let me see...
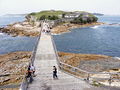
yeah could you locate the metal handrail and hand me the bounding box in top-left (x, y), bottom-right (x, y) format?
top-left (19, 74), bottom-right (28, 90)
top-left (30, 31), bottom-right (41, 66)
top-left (59, 61), bottom-right (120, 75)
top-left (51, 34), bottom-right (61, 67)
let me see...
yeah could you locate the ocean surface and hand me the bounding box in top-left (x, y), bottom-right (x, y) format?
top-left (54, 15), bottom-right (120, 57)
top-left (0, 15), bottom-right (120, 57)
top-left (0, 15), bottom-right (37, 54)
top-left (0, 15), bottom-right (25, 27)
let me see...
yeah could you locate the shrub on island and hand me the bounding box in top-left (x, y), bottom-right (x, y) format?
top-left (39, 15), bottom-right (59, 20)
top-left (70, 14), bottom-right (98, 24)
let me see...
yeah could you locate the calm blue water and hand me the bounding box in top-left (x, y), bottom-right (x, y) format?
top-left (0, 15), bottom-right (37, 54)
top-left (98, 15), bottom-right (120, 24)
top-left (0, 15), bottom-right (25, 27)
top-left (1, 15), bottom-right (120, 57)
top-left (54, 15), bottom-right (120, 57)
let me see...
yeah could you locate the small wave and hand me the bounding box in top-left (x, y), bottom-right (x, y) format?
top-left (91, 26), bottom-right (99, 29)
top-left (52, 31), bottom-right (70, 35)
top-left (52, 33), bottom-right (59, 35)
top-left (52, 33), bottom-right (62, 35)
top-left (114, 57), bottom-right (120, 60)
top-left (0, 33), bottom-right (4, 35)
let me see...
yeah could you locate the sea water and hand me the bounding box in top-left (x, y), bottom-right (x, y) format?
top-left (53, 15), bottom-right (120, 57)
top-left (0, 15), bottom-right (37, 54)
top-left (1, 15), bottom-right (120, 57)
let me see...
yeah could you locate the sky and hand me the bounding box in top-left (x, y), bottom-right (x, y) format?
top-left (0, 0), bottom-right (120, 15)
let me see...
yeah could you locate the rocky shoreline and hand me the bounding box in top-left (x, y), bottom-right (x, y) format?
top-left (59, 52), bottom-right (120, 72)
top-left (0, 21), bottom-right (40, 37)
top-left (1, 51), bottom-right (120, 87)
top-left (0, 52), bottom-right (31, 86)
top-left (52, 22), bottom-right (104, 34)
top-left (59, 52), bottom-right (120, 87)
top-left (0, 21), bottom-right (104, 37)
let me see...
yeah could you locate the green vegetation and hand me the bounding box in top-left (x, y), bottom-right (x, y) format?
top-left (70, 14), bottom-right (98, 24)
top-left (39, 15), bottom-right (59, 20)
top-left (28, 10), bottom-right (67, 20)
top-left (29, 12), bottom-right (36, 16)
top-left (26, 10), bottom-right (98, 24)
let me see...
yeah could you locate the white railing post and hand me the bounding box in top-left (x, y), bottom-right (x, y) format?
top-left (108, 73), bottom-right (112, 86)
top-left (87, 73), bottom-right (90, 81)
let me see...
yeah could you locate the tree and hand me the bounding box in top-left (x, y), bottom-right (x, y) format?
top-left (29, 12), bottom-right (36, 15)
top-left (48, 15), bottom-right (59, 20)
top-left (93, 17), bottom-right (98, 22)
top-left (87, 17), bottom-right (92, 23)
top-left (62, 13), bottom-right (66, 18)
top-left (70, 14), bottom-right (98, 24)
top-left (83, 20), bottom-right (87, 24)
top-left (39, 15), bottom-right (46, 20)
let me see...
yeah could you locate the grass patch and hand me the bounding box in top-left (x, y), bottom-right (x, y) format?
top-left (29, 10), bottom-right (68, 19)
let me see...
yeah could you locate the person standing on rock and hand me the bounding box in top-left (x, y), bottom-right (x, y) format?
top-left (53, 66), bottom-right (58, 79)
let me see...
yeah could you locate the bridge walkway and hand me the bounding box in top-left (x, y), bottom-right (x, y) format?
top-left (27, 32), bottom-right (91, 90)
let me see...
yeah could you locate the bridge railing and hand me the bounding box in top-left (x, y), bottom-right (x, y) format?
top-left (51, 34), bottom-right (120, 86)
top-left (30, 32), bottom-right (41, 66)
top-left (19, 31), bottom-right (41, 90)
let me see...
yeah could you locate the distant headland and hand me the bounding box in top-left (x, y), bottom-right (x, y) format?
top-left (92, 13), bottom-right (104, 16)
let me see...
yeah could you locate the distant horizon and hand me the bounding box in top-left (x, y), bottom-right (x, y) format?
top-left (0, 9), bottom-right (119, 15)
top-left (1, 10), bottom-right (120, 16)
top-left (0, 0), bottom-right (120, 16)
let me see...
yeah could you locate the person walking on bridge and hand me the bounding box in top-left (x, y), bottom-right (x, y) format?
top-left (27, 65), bottom-right (33, 83)
top-left (30, 65), bottom-right (35, 76)
top-left (53, 66), bottom-right (58, 79)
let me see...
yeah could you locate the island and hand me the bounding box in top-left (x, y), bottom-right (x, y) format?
top-left (0, 10), bottom-right (104, 36)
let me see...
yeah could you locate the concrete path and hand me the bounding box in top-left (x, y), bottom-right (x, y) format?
top-left (27, 32), bottom-right (91, 90)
